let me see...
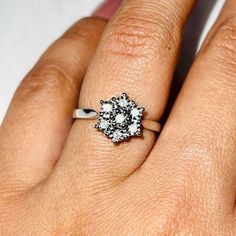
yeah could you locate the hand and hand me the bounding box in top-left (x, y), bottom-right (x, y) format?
top-left (1, 0), bottom-right (236, 235)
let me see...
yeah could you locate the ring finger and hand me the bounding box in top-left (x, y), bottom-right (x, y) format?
top-left (56, 0), bottom-right (196, 189)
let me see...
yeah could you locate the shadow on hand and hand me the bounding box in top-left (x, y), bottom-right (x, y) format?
top-left (161, 0), bottom-right (217, 125)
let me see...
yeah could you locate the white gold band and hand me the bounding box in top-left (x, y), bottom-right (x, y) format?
top-left (73, 109), bottom-right (161, 133)
top-left (73, 109), bottom-right (98, 119)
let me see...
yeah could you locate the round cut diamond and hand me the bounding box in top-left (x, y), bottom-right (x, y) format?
top-left (102, 103), bottom-right (112, 112)
top-left (131, 108), bottom-right (140, 117)
top-left (115, 114), bottom-right (125, 124)
top-left (119, 99), bottom-right (128, 107)
top-left (128, 124), bottom-right (138, 134)
top-left (112, 130), bottom-right (122, 142)
top-left (95, 93), bottom-right (144, 143)
top-left (99, 119), bottom-right (109, 129)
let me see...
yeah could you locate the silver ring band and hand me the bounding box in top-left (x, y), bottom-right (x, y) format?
top-left (73, 109), bottom-right (161, 133)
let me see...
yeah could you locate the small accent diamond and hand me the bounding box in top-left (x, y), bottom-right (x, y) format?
top-left (99, 119), bottom-right (109, 129)
top-left (128, 124), bottom-right (138, 134)
top-left (102, 103), bottom-right (113, 112)
top-left (131, 108), bottom-right (140, 117)
top-left (119, 99), bottom-right (128, 107)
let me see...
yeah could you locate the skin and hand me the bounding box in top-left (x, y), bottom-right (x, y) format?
top-left (0, 0), bottom-right (236, 235)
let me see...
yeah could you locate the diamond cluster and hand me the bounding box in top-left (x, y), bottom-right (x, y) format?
top-left (95, 93), bottom-right (145, 143)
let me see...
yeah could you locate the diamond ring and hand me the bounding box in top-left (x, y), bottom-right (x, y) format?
top-left (73, 93), bottom-right (161, 143)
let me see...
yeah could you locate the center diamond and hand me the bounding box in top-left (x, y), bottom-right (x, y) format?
top-left (95, 93), bottom-right (145, 143)
top-left (115, 114), bottom-right (125, 124)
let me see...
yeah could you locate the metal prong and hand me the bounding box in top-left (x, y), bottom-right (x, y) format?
top-left (122, 92), bottom-right (128, 98)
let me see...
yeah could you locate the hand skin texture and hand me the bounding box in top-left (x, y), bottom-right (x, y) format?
top-left (0, 0), bottom-right (236, 235)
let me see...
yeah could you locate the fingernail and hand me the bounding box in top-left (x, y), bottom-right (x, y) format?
top-left (92, 0), bottom-right (123, 20)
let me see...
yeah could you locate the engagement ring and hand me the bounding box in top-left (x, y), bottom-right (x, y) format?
top-left (73, 93), bottom-right (161, 143)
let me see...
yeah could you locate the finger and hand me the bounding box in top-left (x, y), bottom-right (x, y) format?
top-left (56, 0), bottom-right (196, 190)
top-left (144, 0), bottom-right (236, 211)
top-left (0, 17), bottom-right (106, 191)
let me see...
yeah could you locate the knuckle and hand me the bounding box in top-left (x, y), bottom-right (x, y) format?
top-left (209, 17), bottom-right (236, 64)
top-left (149, 178), bottom-right (210, 235)
top-left (139, 190), bottom-right (198, 235)
top-left (102, 13), bottom-right (180, 59)
top-left (174, 134), bottom-right (217, 174)
top-left (17, 64), bottom-right (76, 103)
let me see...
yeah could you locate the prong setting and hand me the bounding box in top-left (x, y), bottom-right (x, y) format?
top-left (95, 93), bottom-right (145, 143)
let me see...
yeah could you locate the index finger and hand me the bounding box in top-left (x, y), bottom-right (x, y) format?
top-left (56, 0), bottom-right (196, 190)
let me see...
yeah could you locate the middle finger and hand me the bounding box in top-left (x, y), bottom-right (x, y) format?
top-left (58, 0), bottom-right (196, 187)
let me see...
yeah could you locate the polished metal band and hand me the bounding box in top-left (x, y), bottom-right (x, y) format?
top-left (73, 109), bottom-right (161, 132)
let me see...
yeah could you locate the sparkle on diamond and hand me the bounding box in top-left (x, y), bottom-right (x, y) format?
top-left (102, 103), bottom-right (112, 112)
top-left (115, 114), bottom-right (125, 124)
top-left (95, 93), bottom-right (145, 143)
